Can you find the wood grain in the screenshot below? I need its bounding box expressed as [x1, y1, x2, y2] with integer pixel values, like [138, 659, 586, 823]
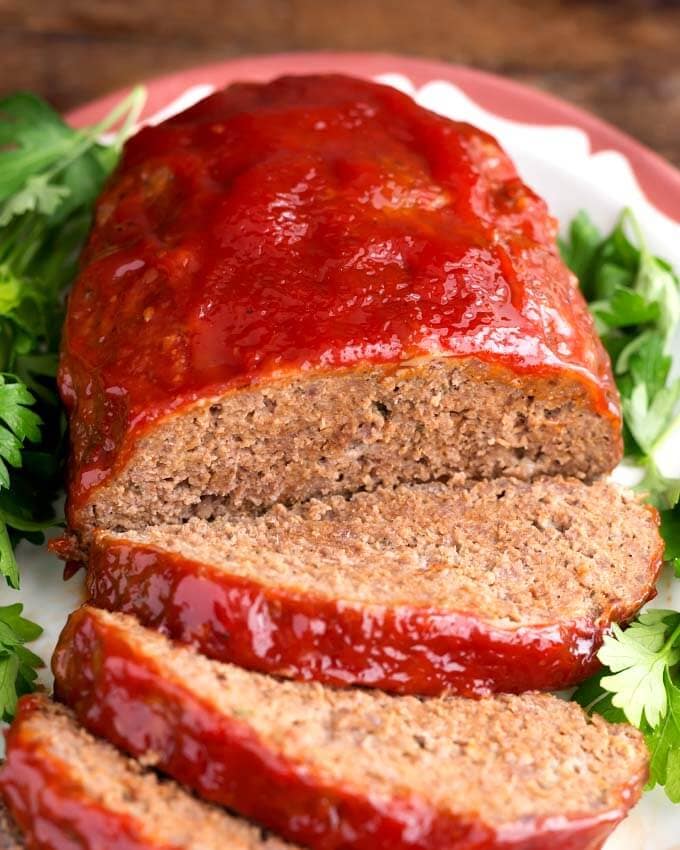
[1, 0, 680, 165]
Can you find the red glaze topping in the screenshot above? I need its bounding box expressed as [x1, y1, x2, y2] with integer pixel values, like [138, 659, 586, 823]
[53, 608, 641, 850]
[0, 696, 172, 850]
[60, 74, 620, 515]
[85, 539, 641, 697]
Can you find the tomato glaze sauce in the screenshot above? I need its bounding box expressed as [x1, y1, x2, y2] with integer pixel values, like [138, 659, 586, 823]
[60, 74, 619, 513]
[51, 608, 640, 850]
[0, 696, 171, 850]
[87, 539, 613, 696]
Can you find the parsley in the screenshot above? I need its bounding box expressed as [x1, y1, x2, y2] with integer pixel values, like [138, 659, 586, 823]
[564, 210, 680, 802]
[0, 87, 145, 719]
[598, 611, 680, 729]
[559, 209, 680, 511]
[0, 603, 43, 722]
[574, 611, 680, 801]
[661, 510, 680, 578]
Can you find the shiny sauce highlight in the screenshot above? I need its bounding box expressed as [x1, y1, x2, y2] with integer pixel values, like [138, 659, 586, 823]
[0, 696, 172, 850]
[52, 609, 640, 850]
[86, 539, 619, 697]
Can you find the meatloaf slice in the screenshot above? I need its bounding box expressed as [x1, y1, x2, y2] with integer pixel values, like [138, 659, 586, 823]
[0, 694, 296, 850]
[60, 74, 622, 540]
[53, 606, 648, 850]
[87, 477, 662, 696]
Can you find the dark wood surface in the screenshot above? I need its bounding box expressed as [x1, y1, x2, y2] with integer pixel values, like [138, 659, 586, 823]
[2, 0, 680, 166]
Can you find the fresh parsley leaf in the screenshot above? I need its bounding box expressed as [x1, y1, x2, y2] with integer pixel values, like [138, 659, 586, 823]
[573, 670, 627, 722]
[0, 175, 70, 226]
[563, 208, 680, 802]
[0, 86, 145, 716]
[0, 94, 78, 201]
[0, 603, 43, 721]
[0, 603, 41, 642]
[647, 671, 680, 801]
[618, 332, 671, 399]
[598, 612, 680, 728]
[574, 613, 680, 802]
[558, 210, 602, 299]
[623, 380, 680, 457]
[635, 249, 680, 340]
[561, 208, 680, 510]
[0, 653, 19, 720]
[660, 509, 680, 577]
[0, 375, 43, 585]
[590, 287, 660, 330]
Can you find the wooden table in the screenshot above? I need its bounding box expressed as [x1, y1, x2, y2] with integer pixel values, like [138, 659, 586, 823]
[2, 0, 680, 166]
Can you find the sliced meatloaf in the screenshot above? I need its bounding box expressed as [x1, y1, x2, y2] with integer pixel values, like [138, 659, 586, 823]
[53, 606, 648, 850]
[60, 74, 622, 540]
[87, 476, 662, 696]
[0, 694, 296, 850]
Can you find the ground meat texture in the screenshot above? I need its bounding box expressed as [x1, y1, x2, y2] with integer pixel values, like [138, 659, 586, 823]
[52, 606, 648, 850]
[59, 74, 622, 541]
[87, 477, 662, 696]
[0, 695, 297, 850]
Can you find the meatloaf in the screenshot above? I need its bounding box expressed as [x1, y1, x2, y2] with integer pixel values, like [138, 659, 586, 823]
[0, 694, 296, 850]
[59, 73, 622, 540]
[87, 476, 662, 696]
[53, 606, 648, 850]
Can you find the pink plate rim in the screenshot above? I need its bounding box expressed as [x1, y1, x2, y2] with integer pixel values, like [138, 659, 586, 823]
[67, 50, 680, 223]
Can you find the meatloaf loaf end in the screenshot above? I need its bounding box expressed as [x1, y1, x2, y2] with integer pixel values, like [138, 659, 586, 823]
[53, 606, 648, 850]
[0, 694, 296, 850]
[60, 74, 622, 540]
[87, 476, 662, 696]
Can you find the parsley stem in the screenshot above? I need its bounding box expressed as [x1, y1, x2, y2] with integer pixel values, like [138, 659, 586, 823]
[40, 86, 147, 188]
[86, 85, 147, 144]
[663, 621, 680, 656]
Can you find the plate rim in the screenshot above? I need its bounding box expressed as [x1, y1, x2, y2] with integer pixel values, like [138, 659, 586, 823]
[65, 50, 680, 223]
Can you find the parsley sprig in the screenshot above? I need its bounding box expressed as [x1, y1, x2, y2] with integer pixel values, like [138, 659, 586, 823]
[0, 603, 42, 722]
[575, 611, 680, 802]
[560, 210, 680, 511]
[0, 87, 145, 718]
[563, 211, 680, 802]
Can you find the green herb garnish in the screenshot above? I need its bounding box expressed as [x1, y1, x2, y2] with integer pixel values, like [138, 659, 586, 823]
[561, 209, 680, 511]
[0, 87, 145, 719]
[574, 611, 680, 801]
[0, 603, 43, 722]
[563, 210, 680, 802]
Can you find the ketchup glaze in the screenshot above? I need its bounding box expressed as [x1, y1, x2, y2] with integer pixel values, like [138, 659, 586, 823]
[60, 74, 620, 514]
